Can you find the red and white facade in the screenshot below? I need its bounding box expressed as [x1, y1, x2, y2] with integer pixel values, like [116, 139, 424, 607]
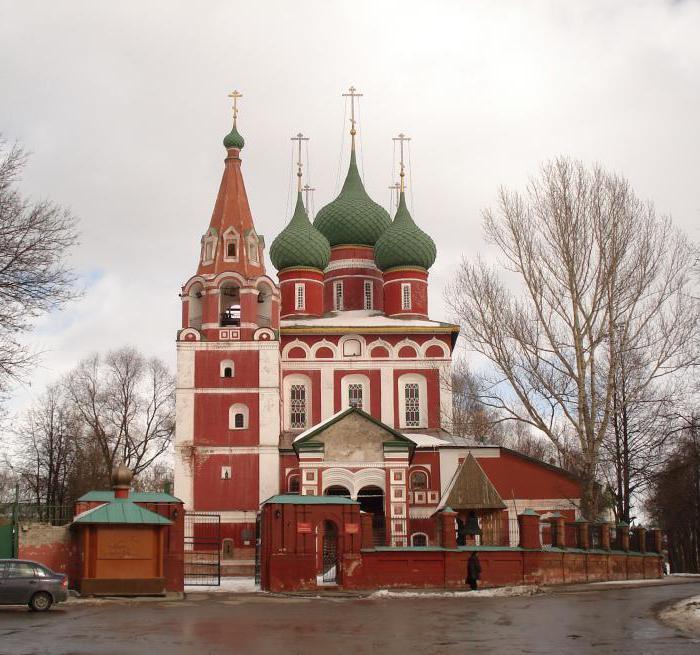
[175, 133, 581, 557]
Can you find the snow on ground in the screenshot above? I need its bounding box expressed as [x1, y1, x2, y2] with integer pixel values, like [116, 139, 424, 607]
[185, 577, 259, 593]
[368, 585, 540, 599]
[660, 595, 700, 635]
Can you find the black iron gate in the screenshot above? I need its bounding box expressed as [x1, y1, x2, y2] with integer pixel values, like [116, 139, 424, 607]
[254, 512, 262, 585]
[322, 521, 338, 583]
[184, 511, 221, 586]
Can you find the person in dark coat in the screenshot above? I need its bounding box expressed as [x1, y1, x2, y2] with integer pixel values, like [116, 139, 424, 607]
[466, 551, 481, 590]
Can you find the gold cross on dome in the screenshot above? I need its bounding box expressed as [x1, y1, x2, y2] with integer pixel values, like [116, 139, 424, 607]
[342, 85, 363, 144]
[303, 183, 316, 209]
[291, 132, 309, 192]
[392, 133, 411, 192]
[228, 90, 243, 126]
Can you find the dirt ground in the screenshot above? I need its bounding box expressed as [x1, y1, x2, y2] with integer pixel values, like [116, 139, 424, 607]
[0, 580, 699, 654]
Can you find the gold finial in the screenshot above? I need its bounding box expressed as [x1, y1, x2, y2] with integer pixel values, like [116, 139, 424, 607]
[291, 132, 309, 193]
[228, 90, 243, 127]
[342, 85, 364, 150]
[388, 182, 401, 207]
[303, 183, 316, 211]
[392, 133, 411, 193]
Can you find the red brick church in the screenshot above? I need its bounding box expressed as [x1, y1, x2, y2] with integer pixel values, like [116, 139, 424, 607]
[174, 90, 581, 566]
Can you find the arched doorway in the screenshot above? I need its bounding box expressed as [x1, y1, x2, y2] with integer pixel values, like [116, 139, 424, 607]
[321, 520, 338, 583]
[324, 485, 351, 498]
[357, 485, 385, 546]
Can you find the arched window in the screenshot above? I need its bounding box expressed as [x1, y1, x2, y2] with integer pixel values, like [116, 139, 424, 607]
[341, 374, 370, 413]
[410, 470, 428, 490]
[411, 533, 428, 547]
[220, 359, 235, 378]
[220, 284, 241, 327]
[228, 404, 249, 429]
[256, 281, 273, 328]
[284, 375, 312, 430]
[288, 475, 300, 494]
[398, 374, 428, 429]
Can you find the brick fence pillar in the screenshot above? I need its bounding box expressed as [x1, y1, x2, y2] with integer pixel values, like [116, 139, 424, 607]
[548, 513, 565, 548]
[600, 522, 611, 550]
[635, 527, 647, 553]
[440, 508, 458, 549]
[651, 528, 663, 554]
[619, 522, 630, 552]
[518, 509, 541, 549]
[576, 519, 590, 550]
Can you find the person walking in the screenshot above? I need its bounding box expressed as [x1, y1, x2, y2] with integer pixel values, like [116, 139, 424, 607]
[466, 551, 481, 590]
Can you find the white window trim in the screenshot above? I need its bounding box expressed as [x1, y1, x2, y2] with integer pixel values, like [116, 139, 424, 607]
[248, 238, 259, 263]
[228, 403, 249, 429]
[342, 337, 362, 357]
[401, 283, 412, 310]
[221, 466, 232, 480]
[295, 283, 305, 311]
[223, 237, 240, 262]
[285, 374, 312, 430]
[363, 280, 373, 310]
[334, 281, 344, 311]
[220, 359, 235, 378]
[340, 374, 371, 412]
[411, 532, 429, 547]
[398, 373, 428, 429]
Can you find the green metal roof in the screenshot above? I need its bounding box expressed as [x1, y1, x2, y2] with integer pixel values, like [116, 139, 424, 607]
[374, 191, 436, 271]
[262, 494, 359, 505]
[223, 124, 245, 149]
[270, 192, 331, 271]
[313, 150, 391, 246]
[78, 491, 181, 503]
[72, 499, 172, 525]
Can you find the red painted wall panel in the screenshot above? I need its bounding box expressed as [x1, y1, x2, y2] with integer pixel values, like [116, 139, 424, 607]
[193, 453, 259, 510]
[194, 350, 259, 388]
[194, 393, 260, 446]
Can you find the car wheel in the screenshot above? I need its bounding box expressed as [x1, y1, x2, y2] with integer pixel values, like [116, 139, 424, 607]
[29, 592, 53, 612]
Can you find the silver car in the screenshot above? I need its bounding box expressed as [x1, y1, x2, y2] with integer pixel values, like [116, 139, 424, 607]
[0, 559, 68, 611]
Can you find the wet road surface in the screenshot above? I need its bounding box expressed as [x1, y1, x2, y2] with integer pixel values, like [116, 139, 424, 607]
[0, 581, 698, 655]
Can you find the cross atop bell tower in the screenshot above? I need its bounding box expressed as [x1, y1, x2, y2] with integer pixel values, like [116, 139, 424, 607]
[342, 85, 363, 149]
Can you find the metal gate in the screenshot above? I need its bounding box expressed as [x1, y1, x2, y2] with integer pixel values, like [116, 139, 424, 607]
[322, 521, 338, 583]
[254, 512, 262, 585]
[184, 512, 221, 586]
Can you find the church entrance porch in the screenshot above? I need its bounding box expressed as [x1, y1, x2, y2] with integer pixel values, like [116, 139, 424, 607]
[357, 486, 386, 546]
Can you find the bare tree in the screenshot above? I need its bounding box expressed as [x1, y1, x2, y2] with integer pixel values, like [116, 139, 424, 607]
[15, 384, 80, 513]
[446, 157, 698, 518]
[65, 346, 175, 477]
[0, 139, 79, 397]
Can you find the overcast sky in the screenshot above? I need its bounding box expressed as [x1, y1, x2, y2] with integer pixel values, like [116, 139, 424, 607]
[1, 0, 699, 417]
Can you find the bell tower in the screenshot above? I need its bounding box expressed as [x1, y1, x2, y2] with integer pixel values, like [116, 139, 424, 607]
[174, 92, 281, 556]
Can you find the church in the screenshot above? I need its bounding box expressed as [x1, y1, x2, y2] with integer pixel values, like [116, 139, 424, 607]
[173, 89, 581, 567]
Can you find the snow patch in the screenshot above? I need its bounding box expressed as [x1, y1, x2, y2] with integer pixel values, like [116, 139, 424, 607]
[185, 577, 259, 593]
[281, 309, 452, 329]
[368, 585, 540, 599]
[660, 594, 700, 636]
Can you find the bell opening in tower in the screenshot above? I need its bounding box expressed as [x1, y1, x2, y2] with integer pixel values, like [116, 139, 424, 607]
[220, 284, 241, 327]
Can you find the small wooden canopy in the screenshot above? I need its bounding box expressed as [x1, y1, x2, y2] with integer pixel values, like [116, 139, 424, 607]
[440, 453, 506, 510]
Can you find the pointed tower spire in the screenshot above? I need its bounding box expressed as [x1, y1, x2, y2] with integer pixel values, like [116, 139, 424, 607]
[197, 92, 264, 277]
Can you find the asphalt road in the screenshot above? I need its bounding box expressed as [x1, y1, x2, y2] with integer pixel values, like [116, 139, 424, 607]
[0, 581, 698, 655]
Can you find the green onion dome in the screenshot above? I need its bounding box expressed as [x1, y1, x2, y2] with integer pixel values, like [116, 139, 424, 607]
[270, 192, 331, 271]
[223, 124, 245, 149]
[374, 191, 436, 271]
[313, 150, 391, 246]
